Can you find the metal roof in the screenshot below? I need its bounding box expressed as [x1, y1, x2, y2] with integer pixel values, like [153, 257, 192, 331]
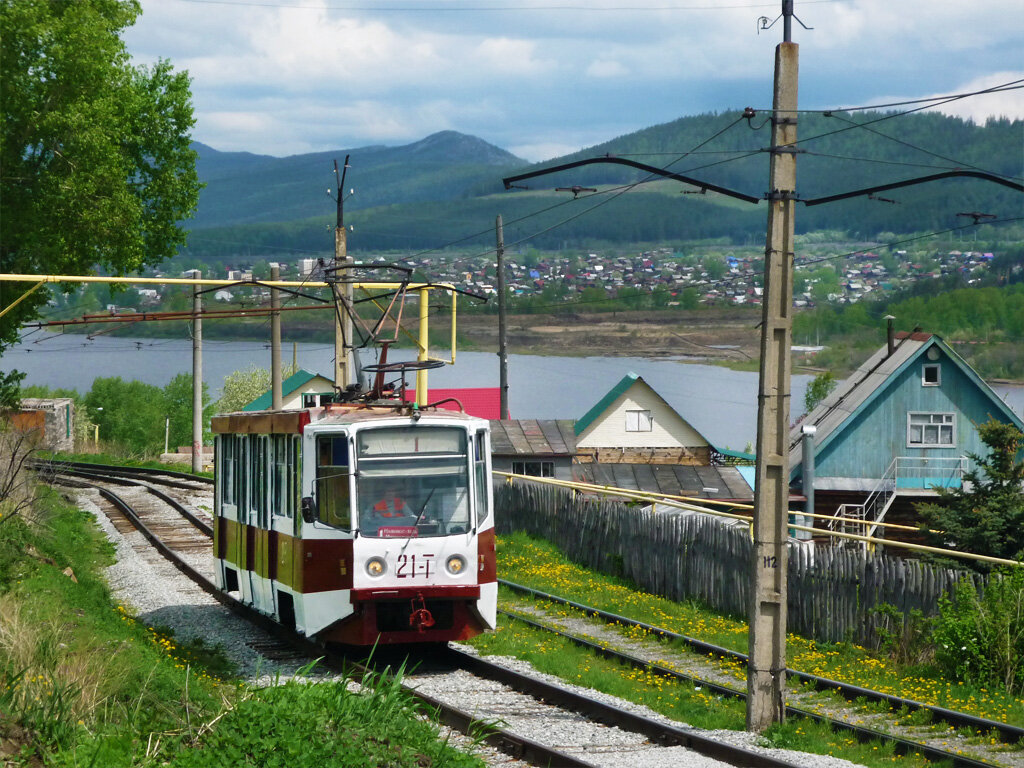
[489, 419, 577, 456]
[573, 372, 639, 436]
[574, 462, 753, 501]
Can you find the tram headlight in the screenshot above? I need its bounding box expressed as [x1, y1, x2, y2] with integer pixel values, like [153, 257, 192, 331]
[445, 554, 466, 575]
[365, 557, 386, 577]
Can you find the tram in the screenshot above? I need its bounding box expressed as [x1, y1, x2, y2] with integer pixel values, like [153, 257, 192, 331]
[210, 403, 496, 645]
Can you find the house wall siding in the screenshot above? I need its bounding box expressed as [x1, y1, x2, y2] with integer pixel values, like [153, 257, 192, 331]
[816, 349, 996, 480]
[576, 384, 707, 450]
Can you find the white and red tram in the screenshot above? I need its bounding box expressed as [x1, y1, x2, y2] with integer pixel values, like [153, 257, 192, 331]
[211, 404, 497, 645]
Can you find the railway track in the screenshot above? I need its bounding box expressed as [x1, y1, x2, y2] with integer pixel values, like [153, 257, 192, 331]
[47, 461, 815, 768]
[41, 460, 1024, 768]
[498, 582, 1024, 748]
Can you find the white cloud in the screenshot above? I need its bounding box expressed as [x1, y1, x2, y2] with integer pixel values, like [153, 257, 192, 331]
[510, 141, 584, 163]
[125, 0, 1023, 157]
[586, 59, 628, 79]
[932, 73, 1024, 123]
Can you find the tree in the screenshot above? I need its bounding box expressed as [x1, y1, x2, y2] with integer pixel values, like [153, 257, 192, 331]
[0, 0, 200, 406]
[162, 373, 214, 451]
[917, 419, 1024, 572]
[217, 364, 299, 414]
[803, 371, 837, 414]
[84, 377, 167, 454]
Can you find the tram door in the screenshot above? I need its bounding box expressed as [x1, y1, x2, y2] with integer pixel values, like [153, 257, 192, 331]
[251, 436, 271, 613]
[241, 435, 261, 606]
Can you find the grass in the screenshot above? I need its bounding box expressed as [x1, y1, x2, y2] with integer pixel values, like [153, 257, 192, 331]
[470, 533, 1024, 755]
[166, 660, 486, 768]
[0, 478, 484, 767]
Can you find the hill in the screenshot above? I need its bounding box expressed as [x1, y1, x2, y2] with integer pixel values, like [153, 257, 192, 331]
[190, 130, 526, 228]
[182, 112, 1023, 258]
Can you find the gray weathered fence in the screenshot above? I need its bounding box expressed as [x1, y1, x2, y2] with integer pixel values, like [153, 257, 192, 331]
[496, 481, 983, 646]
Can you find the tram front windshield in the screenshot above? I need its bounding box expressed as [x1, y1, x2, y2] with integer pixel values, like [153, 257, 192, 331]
[356, 426, 471, 538]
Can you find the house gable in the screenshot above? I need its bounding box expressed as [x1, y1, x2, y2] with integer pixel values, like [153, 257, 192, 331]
[792, 335, 1024, 486]
[242, 369, 335, 412]
[575, 374, 709, 451]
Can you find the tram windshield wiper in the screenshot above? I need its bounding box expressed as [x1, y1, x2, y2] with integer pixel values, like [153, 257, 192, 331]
[413, 488, 436, 527]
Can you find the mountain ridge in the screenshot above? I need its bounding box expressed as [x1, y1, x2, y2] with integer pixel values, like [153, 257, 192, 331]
[183, 112, 1023, 254]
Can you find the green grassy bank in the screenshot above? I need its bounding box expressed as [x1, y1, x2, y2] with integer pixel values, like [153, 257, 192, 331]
[0, 481, 483, 767]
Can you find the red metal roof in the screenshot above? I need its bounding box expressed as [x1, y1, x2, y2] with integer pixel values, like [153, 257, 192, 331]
[406, 388, 503, 420]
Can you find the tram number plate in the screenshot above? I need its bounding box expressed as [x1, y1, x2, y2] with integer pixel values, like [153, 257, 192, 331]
[397, 553, 435, 579]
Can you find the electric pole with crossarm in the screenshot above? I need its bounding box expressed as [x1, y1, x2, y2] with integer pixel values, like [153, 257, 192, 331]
[747, 0, 803, 732]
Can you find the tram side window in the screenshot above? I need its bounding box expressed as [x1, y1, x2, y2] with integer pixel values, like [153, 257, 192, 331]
[290, 436, 299, 518]
[316, 436, 351, 529]
[220, 435, 236, 507]
[474, 429, 490, 523]
[253, 436, 268, 528]
[272, 435, 296, 518]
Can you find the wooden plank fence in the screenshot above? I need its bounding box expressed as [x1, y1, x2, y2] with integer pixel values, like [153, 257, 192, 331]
[496, 481, 984, 646]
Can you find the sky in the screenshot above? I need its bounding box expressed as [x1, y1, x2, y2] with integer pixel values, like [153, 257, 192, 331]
[124, 0, 1024, 163]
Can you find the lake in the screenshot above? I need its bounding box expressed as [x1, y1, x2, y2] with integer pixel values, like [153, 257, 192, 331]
[4, 332, 1022, 451]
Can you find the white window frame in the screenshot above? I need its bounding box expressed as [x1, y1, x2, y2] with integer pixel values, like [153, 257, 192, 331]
[907, 412, 955, 448]
[625, 409, 653, 432]
[922, 364, 941, 387]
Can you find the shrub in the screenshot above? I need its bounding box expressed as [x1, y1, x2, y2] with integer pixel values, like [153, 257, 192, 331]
[933, 568, 1024, 695]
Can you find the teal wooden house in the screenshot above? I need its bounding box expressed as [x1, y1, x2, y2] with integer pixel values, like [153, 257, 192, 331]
[789, 330, 1024, 538]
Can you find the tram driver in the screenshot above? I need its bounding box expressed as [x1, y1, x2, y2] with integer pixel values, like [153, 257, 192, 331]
[361, 477, 415, 535]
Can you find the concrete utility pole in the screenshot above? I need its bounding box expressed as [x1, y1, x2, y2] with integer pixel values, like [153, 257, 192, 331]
[271, 263, 282, 410]
[190, 270, 203, 473]
[496, 215, 510, 419]
[747, 0, 799, 733]
[333, 156, 354, 390]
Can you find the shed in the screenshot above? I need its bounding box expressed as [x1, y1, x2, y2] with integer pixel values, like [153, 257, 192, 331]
[489, 419, 577, 481]
[17, 398, 75, 452]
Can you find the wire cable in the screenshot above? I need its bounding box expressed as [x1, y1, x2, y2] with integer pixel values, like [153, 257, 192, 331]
[816, 112, 1023, 182]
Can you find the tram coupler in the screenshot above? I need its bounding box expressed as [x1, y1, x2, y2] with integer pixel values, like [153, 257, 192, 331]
[409, 592, 435, 633]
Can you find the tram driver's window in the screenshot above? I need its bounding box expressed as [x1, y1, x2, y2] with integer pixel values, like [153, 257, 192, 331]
[316, 436, 351, 528]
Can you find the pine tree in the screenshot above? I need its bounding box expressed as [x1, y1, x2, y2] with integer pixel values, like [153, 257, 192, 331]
[918, 419, 1024, 572]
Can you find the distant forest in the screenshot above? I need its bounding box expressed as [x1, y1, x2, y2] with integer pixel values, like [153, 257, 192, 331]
[181, 111, 1023, 259]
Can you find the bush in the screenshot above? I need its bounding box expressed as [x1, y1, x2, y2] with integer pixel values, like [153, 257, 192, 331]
[933, 568, 1024, 695]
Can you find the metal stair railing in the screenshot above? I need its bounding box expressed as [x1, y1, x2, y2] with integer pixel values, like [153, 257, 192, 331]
[826, 456, 967, 549]
[827, 457, 898, 549]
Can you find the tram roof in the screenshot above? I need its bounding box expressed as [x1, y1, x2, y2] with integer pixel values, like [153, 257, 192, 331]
[211, 404, 486, 435]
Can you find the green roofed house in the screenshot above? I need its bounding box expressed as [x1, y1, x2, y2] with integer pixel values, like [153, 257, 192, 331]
[574, 372, 715, 465]
[243, 369, 335, 412]
[571, 372, 752, 501]
[789, 330, 1024, 541]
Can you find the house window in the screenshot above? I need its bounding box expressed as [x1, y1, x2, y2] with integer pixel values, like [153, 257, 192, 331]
[625, 409, 653, 432]
[512, 460, 554, 478]
[907, 412, 955, 447]
[922, 364, 940, 386]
